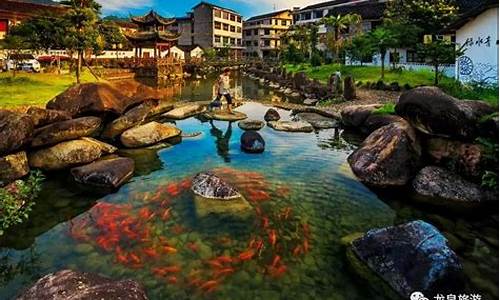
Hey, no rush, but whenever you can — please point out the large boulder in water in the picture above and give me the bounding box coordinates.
[348,121,421,187]
[296,112,339,129]
[341,104,382,127]
[31,117,102,147]
[264,108,280,122]
[163,104,206,120]
[17,269,148,300]
[240,131,265,153]
[28,138,117,171]
[71,157,134,189]
[120,122,181,148]
[0,151,29,186]
[0,110,34,156]
[347,220,465,298]
[46,83,141,117]
[101,102,154,139]
[395,86,495,140]
[238,119,265,131]
[361,114,405,134]
[267,120,314,133]
[26,107,71,128]
[191,172,252,219]
[412,166,496,209]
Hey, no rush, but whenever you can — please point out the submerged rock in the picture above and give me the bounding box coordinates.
[296,112,339,129]
[341,104,382,128]
[191,172,252,219]
[102,102,154,139]
[348,220,464,298]
[204,110,248,121]
[17,269,148,300]
[120,122,181,148]
[0,110,34,156]
[395,86,495,140]
[192,172,241,200]
[163,104,206,120]
[28,139,116,171]
[264,108,280,122]
[46,83,140,117]
[348,121,421,187]
[0,151,29,186]
[238,120,265,131]
[71,157,134,189]
[27,107,71,128]
[267,120,314,133]
[240,131,265,153]
[412,166,496,208]
[31,117,102,147]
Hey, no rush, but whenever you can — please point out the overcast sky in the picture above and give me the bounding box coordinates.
[96,0,324,18]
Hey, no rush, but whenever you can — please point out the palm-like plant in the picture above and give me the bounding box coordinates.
[369,27,398,79]
[320,13,362,63]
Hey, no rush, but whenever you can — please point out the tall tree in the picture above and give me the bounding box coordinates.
[419,39,465,85]
[345,33,375,66]
[320,13,361,63]
[0,35,29,77]
[61,0,102,83]
[369,27,398,79]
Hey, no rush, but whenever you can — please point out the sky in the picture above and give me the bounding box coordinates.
[96,0,324,18]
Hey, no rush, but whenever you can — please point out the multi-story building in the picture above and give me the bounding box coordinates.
[243,10,293,59]
[0,0,68,40]
[171,2,244,59]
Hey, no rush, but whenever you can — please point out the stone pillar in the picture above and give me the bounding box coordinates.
[329,72,342,97]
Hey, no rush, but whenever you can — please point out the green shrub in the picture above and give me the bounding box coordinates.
[439,80,499,107]
[0,170,44,235]
[373,103,396,115]
[476,137,498,189]
[310,52,322,67]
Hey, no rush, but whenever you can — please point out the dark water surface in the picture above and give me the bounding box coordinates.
[0,75,497,300]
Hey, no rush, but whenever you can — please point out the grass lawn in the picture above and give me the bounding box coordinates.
[0,71,98,109]
[284,63,499,107]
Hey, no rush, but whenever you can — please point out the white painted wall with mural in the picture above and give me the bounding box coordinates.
[455,7,499,85]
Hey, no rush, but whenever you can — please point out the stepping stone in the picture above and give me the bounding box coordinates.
[162,104,206,120]
[238,120,265,131]
[71,157,134,189]
[267,120,314,133]
[204,110,247,121]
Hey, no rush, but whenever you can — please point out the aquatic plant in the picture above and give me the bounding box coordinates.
[0,170,44,235]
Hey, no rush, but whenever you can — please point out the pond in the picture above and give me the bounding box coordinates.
[0,74,498,300]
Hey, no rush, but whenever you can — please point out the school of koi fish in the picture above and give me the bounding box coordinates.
[68,167,311,296]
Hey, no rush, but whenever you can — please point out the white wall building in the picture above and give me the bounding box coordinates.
[453,3,498,85]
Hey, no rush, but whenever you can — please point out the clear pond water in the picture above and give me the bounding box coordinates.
[0,75,498,300]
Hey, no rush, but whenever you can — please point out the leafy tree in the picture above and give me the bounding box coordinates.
[0,34,29,77]
[282,43,303,64]
[320,13,362,63]
[61,0,102,83]
[287,25,311,58]
[369,26,398,79]
[345,33,375,66]
[419,39,464,85]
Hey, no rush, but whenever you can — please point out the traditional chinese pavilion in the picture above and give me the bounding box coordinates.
[126,10,181,60]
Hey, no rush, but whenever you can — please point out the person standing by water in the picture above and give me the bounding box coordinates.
[214,68,233,113]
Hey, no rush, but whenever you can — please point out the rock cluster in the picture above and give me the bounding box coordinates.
[0,82,185,192]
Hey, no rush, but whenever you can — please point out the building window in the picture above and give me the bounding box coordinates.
[281,20,287,26]
[314,10,323,19]
[215,35,221,43]
[237,27,241,33]
[264,40,270,47]
[303,12,312,20]
[214,21,221,30]
[237,38,241,45]
[254,41,258,46]
[223,36,229,44]
[245,41,252,46]
[245,30,251,36]
[223,12,229,19]
[264,29,270,35]
[230,25,235,32]
[237,16,242,23]
[223,23,229,31]
[230,14,236,21]
[406,50,424,63]
[214,9,221,18]
[254,29,258,35]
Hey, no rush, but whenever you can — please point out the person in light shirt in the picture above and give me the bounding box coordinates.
[214,68,233,113]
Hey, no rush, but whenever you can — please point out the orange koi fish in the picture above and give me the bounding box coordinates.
[166,183,180,197]
[199,280,218,291]
[180,178,191,190]
[129,253,142,265]
[302,223,311,238]
[143,247,160,259]
[160,199,171,208]
[167,276,178,284]
[186,242,199,252]
[270,265,287,277]
[171,224,185,235]
[268,230,277,248]
[163,246,178,254]
[206,260,224,269]
[271,255,281,268]
[281,207,292,220]
[214,267,235,278]
[303,239,310,253]
[163,265,181,273]
[292,245,302,256]
[138,207,153,219]
[255,206,262,216]
[238,249,255,261]
[261,217,269,229]
[216,256,233,264]
[161,208,172,221]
